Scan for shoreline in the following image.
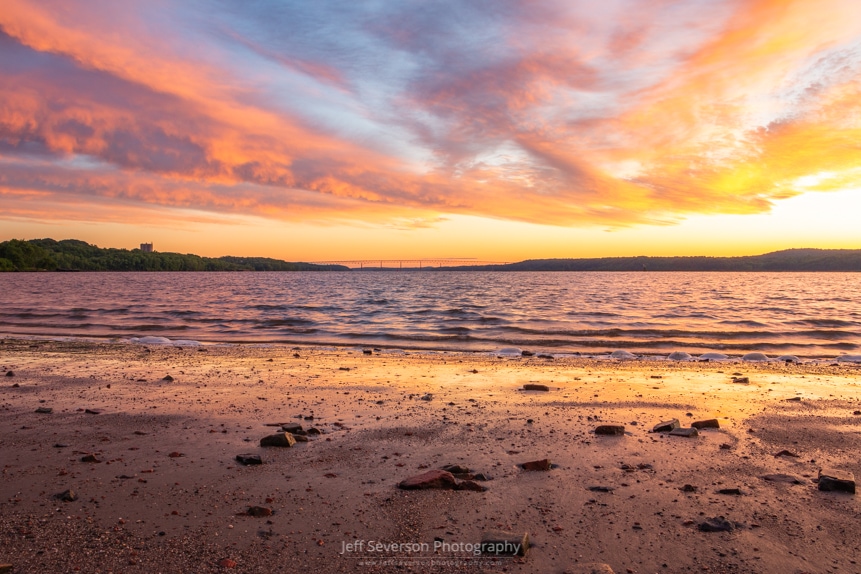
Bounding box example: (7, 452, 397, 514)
(3, 334, 861, 364)
(1, 338, 860, 573)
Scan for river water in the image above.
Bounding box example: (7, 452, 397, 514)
(1, 271, 859, 359)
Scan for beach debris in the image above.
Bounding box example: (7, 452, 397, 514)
(818, 469, 856, 494)
(85, 408, 102, 415)
(480, 530, 529, 556)
(522, 383, 549, 391)
(668, 351, 692, 361)
(698, 352, 728, 361)
(731, 376, 750, 384)
(518, 459, 552, 471)
(56, 489, 78, 502)
(717, 488, 742, 495)
(742, 352, 770, 362)
(398, 469, 457, 490)
(162, 375, 174, 381)
(691, 419, 720, 429)
(5, 371, 14, 377)
(594, 424, 625, 436)
(681, 484, 697, 493)
(761, 473, 804, 484)
(243, 506, 273, 517)
(456, 480, 488, 492)
(669, 427, 698, 437)
(697, 516, 736, 532)
(260, 433, 296, 447)
(610, 350, 636, 360)
(774, 450, 800, 458)
(652, 419, 680, 433)
(80, 454, 101, 463)
(565, 564, 615, 574)
(35, 407, 53, 414)
(587, 485, 614, 493)
(235, 454, 262, 465)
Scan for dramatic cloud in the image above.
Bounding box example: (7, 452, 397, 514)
(1, 0, 861, 228)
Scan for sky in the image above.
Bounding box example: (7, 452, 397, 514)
(1, 0, 861, 262)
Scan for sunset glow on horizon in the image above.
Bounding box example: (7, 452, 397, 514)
(2, 0, 861, 260)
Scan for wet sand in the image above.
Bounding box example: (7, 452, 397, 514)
(1, 338, 860, 573)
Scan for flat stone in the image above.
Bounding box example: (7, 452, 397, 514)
(245, 506, 273, 517)
(259, 433, 296, 447)
(652, 419, 680, 433)
(594, 425, 625, 436)
(564, 564, 615, 574)
(761, 473, 803, 484)
(818, 469, 855, 494)
(441, 464, 471, 474)
(35, 407, 53, 414)
(280, 423, 303, 433)
(717, 488, 742, 495)
(519, 459, 552, 471)
(235, 454, 263, 465)
(85, 408, 102, 415)
(698, 517, 734, 532)
(523, 383, 549, 391)
(691, 419, 720, 429)
(455, 480, 488, 492)
(398, 469, 457, 490)
(668, 427, 698, 437)
(56, 489, 78, 502)
(774, 450, 800, 458)
(480, 530, 529, 556)
(291, 434, 309, 442)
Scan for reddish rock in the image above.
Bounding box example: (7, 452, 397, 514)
(245, 506, 273, 517)
(519, 459, 552, 471)
(595, 425, 625, 436)
(522, 384, 550, 391)
(818, 469, 855, 494)
(652, 419, 679, 433)
(691, 419, 720, 429)
(456, 480, 488, 492)
(260, 433, 296, 447)
(218, 558, 237, 568)
(398, 469, 457, 490)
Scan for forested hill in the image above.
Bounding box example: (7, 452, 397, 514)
(0, 239, 347, 272)
(443, 249, 861, 272)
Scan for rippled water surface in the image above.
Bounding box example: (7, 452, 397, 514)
(1, 272, 859, 357)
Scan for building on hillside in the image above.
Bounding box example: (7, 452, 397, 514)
(140, 243, 154, 253)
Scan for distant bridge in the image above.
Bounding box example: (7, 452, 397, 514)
(310, 258, 510, 269)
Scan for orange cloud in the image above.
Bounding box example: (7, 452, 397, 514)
(1, 0, 860, 232)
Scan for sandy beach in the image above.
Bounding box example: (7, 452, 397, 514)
(1, 338, 860, 573)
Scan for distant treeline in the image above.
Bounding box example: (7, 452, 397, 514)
(0, 239, 347, 272)
(441, 249, 861, 272)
